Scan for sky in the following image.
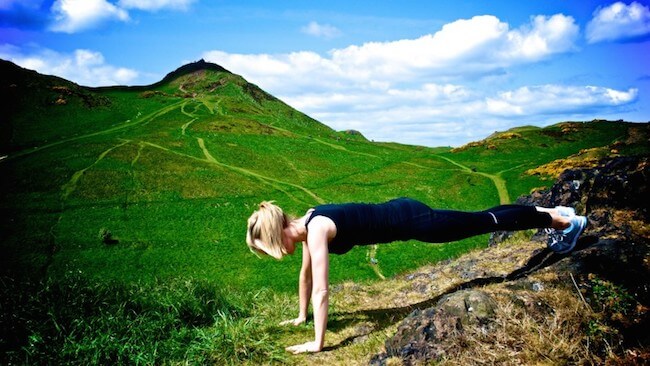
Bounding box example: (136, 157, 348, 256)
(1, 0, 649, 147)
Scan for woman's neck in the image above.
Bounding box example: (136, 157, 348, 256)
(287, 214, 309, 242)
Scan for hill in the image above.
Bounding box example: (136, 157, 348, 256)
(0, 58, 648, 364)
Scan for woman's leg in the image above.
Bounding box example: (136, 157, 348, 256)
(534, 207, 571, 230)
(485, 205, 570, 231)
(410, 204, 566, 243)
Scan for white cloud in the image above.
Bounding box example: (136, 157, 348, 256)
(330, 14, 577, 80)
(301, 21, 342, 39)
(484, 85, 638, 116)
(199, 13, 644, 147)
(0, 45, 139, 86)
(499, 14, 579, 60)
(47, 0, 196, 33)
(50, 0, 129, 33)
(204, 14, 578, 92)
(294, 84, 637, 146)
(586, 1, 650, 43)
(118, 0, 195, 11)
(284, 83, 471, 114)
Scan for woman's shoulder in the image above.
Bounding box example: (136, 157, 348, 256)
(305, 208, 337, 231)
(305, 214, 337, 244)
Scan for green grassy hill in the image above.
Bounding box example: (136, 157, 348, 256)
(1, 58, 647, 364)
(0, 58, 502, 289)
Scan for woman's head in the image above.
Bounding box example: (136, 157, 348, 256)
(246, 201, 290, 259)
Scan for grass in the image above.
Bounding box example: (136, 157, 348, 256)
(431, 270, 646, 365)
(438, 279, 592, 365)
(2, 60, 648, 364)
(0, 274, 287, 365)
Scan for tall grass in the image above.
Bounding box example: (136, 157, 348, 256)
(0, 274, 286, 365)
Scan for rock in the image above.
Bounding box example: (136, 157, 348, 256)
(488, 230, 513, 246)
(377, 290, 496, 364)
(492, 156, 649, 247)
(569, 238, 649, 306)
(438, 290, 496, 325)
(509, 155, 650, 305)
(372, 156, 649, 365)
(519, 156, 648, 214)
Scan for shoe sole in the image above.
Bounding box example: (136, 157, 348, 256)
(556, 216, 587, 254)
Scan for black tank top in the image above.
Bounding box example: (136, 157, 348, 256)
(305, 197, 429, 254)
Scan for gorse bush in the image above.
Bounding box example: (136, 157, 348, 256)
(0, 274, 286, 365)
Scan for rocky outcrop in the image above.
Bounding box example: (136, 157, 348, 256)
(373, 290, 497, 364)
(370, 156, 649, 365)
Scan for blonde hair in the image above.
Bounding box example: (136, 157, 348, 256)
(246, 201, 291, 259)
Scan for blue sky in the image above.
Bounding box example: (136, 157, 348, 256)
(1, 0, 649, 146)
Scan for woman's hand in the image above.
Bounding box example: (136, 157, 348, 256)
(279, 316, 306, 326)
(285, 341, 322, 354)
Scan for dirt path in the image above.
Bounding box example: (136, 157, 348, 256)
(181, 119, 196, 136)
(2, 100, 186, 163)
(61, 140, 131, 200)
(177, 99, 325, 205)
(266, 124, 381, 159)
(196, 137, 325, 205)
(433, 154, 511, 204)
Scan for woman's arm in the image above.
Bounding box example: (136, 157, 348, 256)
(286, 217, 330, 354)
(298, 241, 312, 321)
(309, 228, 329, 351)
(280, 242, 312, 326)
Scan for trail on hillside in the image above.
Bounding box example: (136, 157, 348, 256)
(433, 154, 511, 204)
(47, 140, 132, 277)
(60, 140, 131, 200)
(196, 137, 325, 205)
(267, 124, 381, 159)
(180, 102, 198, 136)
(180, 119, 196, 136)
(177, 99, 327, 206)
(2, 100, 186, 162)
(367, 245, 386, 280)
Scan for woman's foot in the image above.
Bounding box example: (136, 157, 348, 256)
(554, 206, 575, 217)
(546, 215, 588, 254)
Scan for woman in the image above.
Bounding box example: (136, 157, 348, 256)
(245, 198, 587, 354)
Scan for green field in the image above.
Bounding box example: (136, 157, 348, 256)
(1, 59, 647, 363)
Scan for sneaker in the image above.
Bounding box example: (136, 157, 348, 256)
(555, 206, 575, 217)
(546, 215, 588, 254)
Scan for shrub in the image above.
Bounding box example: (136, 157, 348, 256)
(98, 228, 117, 244)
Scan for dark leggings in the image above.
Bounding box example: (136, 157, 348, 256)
(406, 202, 553, 243)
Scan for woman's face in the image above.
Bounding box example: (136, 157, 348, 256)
(282, 232, 296, 255)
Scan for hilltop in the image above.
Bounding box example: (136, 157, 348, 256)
(0, 59, 648, 364)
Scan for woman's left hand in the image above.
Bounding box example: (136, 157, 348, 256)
(285, 341, 321, 354)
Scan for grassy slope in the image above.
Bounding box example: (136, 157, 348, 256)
(441, 121, 642, 199)
(1, 60, 500, 292)
(1, 59, 647, 364)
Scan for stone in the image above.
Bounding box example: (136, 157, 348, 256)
(380, 290, 497, 364)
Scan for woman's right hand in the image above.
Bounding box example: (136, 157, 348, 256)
(279, 316, 306, 326)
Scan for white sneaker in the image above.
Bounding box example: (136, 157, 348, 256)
(546, 215, 588, 254)
(555, 206, 575, 217)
